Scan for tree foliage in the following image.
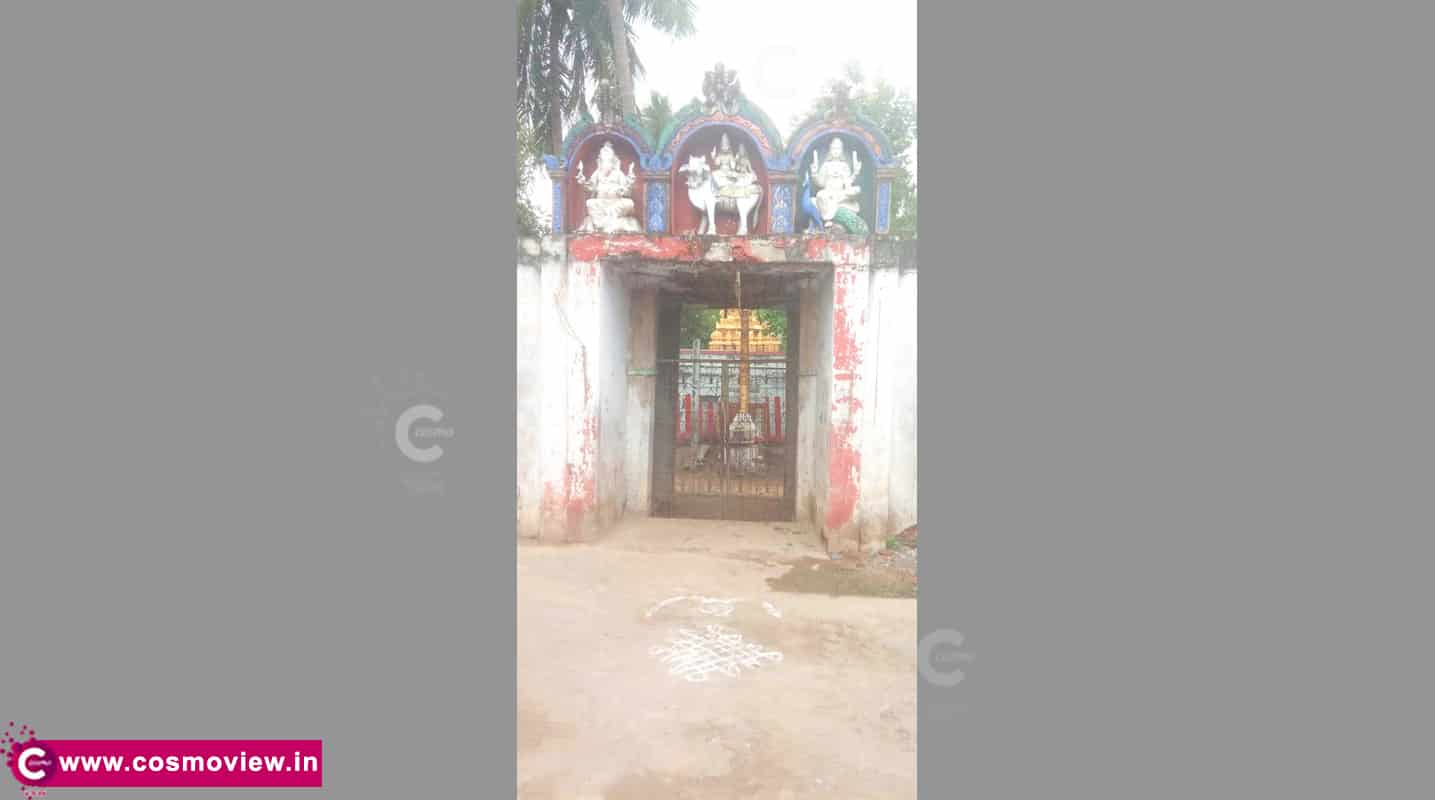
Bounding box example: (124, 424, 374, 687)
(518, 0, 694, 153)
(607, 1, 697, 117)
(679, 306, 721, 349)
(800, 62, 918, 237)
(517, 123, 546, 238)
(517, 1, 695, 234)
(753, 308, 788, 351)
(638, 91, 675, 143)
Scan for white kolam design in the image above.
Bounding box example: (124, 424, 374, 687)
(644, 595, 740, 619)
(650, 624, 783, 683)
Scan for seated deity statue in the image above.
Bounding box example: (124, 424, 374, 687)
(806, 136, 867, 234)
(575, 140, 642, 233)
(709, 133, 760, 201)
(679, 132, 764, 235)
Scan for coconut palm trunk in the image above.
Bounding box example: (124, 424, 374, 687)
(606, 0, 638, 117)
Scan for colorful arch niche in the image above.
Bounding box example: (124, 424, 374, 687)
(667, 123, 770, 236)
(564, 134, 645, 234)
(790, 131, 879, 234)
(786, 112, 899, 235)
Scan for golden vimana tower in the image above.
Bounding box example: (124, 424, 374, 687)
(708, 308, 782, 354)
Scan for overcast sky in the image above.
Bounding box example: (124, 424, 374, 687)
(631, 0, 917, 130)
(527, 0, 918, 220)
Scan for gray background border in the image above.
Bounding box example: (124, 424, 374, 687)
(2, 2, 514, 797)
(2, 2, 1432, 798)
(927, 1, 1433, 796)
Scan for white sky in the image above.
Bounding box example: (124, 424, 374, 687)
(527, 0, 918, 221)
(631, 0, 917, 130)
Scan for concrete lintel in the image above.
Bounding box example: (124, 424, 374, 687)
(562, 234, 874, 266)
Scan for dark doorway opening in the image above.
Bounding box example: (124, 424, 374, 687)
(650, 271, 800, 522)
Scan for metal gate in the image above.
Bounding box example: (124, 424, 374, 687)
(651, 300, 799, 522)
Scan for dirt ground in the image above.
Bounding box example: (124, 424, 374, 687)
(518, 517, 918, 799)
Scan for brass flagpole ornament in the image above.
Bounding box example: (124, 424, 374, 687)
(726, 271, 760, 473)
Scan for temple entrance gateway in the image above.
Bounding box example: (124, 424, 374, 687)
(650, 276, 800, 522)
(520, 64, 916, 551)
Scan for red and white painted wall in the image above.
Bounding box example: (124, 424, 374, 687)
(517, 235, 917, 554)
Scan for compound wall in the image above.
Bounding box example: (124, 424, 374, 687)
(517, 235, 917, 553)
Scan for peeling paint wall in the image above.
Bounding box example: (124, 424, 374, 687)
(796, 274, 833, 530)
(624, 289, 657, 513)
(516, 246, 544, 539)
(823, 259, 867, 551)
(859, 262, 900, 545)
(888, 268, 919, 533)
(596, 264, 629, 529)
(517, 234, 916, 552)
(519, 237, 612, 542)
(816, 239, 919, 554)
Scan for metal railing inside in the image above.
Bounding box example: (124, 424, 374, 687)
(659, 353, 790, 521)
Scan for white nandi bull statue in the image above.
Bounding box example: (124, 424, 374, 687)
(677, 135, 763, 235)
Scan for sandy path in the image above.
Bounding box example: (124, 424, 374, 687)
(518, 517, 917, 799)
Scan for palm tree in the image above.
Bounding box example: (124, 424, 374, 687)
(518, 0, 586, 154)
(605, 0, 635, 116)
(518, 0, 695, 150)
(609, 1, 698, 117)
(638, 91, 674, 142)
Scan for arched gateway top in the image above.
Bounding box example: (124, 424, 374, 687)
(550, 119, 654, 172)
(652, 63, 785, 171)
(542, 78, 656, 172)
(542, 69, 902, 235)
(785, 83, 897, 169)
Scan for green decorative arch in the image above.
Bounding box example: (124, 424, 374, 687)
(786, 109, 897, 168)
(554, 111, 656, 168)
(653, 96, 786, 169)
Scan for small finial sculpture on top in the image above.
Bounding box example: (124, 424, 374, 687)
(702, 62, 743, 116)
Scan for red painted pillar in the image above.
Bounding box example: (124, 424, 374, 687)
(773, 396, 782, 442)
(683, 395, 692, 443)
